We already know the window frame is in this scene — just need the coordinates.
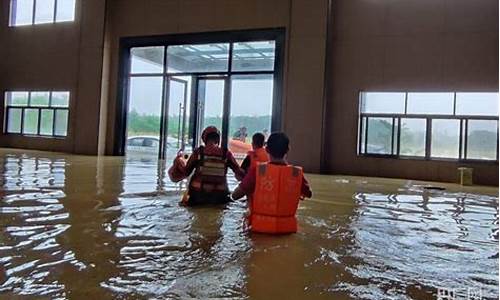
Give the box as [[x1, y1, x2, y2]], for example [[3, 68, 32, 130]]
[[358, 91, 499, 163], [9, 0, 76, 27], [4, 91, 70, 138]]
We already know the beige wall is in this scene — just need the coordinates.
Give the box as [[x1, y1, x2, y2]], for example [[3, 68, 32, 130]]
[[324, 0, 499, 185], [102, 0, 328, 172], [0, 0, 106, 154]]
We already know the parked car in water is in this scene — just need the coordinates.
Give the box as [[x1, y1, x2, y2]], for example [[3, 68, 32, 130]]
[[127, 136, 160, 155], [126, 136, 191, 159]]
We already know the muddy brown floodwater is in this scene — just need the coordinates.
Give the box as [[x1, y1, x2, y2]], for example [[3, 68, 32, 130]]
[[0, 149, 498, 299]]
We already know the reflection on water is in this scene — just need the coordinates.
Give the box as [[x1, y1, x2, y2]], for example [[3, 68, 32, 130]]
[[0, 149, 498, 299]]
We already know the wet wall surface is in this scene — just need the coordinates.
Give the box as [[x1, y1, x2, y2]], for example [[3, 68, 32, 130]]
[[0, 149, 498, 299]]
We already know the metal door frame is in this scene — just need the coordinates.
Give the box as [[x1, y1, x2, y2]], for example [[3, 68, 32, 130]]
[[114, 28, 285, 157], [160, 76, 189, 160]]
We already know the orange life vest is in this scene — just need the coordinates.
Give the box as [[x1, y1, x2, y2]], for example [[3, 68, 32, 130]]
[[249, 163, 303, 234], [248, 148, 270, 170]]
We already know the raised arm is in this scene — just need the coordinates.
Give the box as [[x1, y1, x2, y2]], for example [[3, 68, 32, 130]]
[[231, 167, 256, 201], [226, 151, 246, 181], [301, 174, 313, 199], [232, 186, 246, 200], [181, 149, 200, 177], [240, 155, 251, 174]]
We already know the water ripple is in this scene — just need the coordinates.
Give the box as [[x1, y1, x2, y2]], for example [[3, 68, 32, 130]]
[[0, 150, 497, 299]]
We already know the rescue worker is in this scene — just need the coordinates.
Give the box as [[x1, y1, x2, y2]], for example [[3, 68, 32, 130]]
[[240, 132, 269, 174], [232, 126, 248, 142], [231, 132, 312, 234], [175, 126, 245, 206]]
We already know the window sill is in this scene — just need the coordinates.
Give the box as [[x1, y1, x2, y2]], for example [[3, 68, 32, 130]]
[[357, 154, 498, 165], [3, 133, 67, 140]]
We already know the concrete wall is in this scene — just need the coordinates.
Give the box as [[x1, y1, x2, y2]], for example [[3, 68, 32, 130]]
[[102, 0, 328, 172], [0, 0, 106, 154], [324, 0, 499, 185]]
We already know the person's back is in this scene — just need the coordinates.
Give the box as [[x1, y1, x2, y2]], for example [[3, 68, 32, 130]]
[[176, 126, 245, 206], [241, 132, 269, 173], [188, 143, 229, 203], [232, 132, 312, 234], [250, 162, 304, 233]]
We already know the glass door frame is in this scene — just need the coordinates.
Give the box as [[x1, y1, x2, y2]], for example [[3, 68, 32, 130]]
[[161, 76, 189, 159], [192, 75, 229, 150], [114, 28, 285, 157]]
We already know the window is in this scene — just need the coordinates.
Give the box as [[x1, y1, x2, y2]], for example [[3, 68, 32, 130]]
[[4, 91, 70, 137], [9, 0, 76, 26], [130, 46, 164, 74], [123, 35, 280, 160], [127, 138, 144, 147], [232, 41, 276, 72], [361, 92, 405, 114], [456, 93, 499, 116], [366, 117, 394, 154], [228, 74, 274, 157], [466, 120, 498, 160], [431, 119, 460, 159], [167, 43, 229, 73], [358, 92, 499, 161], [407, 93, 454, 115], [400, 118, 426, 157]]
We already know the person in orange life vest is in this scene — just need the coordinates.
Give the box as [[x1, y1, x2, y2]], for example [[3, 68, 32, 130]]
[[240, 132, 270, 174], [231, 132, 312, 234], [175, 126, 246, 206]]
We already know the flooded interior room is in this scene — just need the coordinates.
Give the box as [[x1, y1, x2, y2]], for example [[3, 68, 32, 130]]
[[0, 0, 498, 299]]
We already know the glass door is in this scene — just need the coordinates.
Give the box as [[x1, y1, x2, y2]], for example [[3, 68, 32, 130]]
[[163, 76, 190, 162], [121, 33, 283, 161], [125, 77, 163, 160], [194, 78, 226, 147], [228, 74, 274, 160], [125, 46, 164, 160]]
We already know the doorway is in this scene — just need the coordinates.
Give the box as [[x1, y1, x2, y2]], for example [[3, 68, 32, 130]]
[[117, 29, 285, 160]]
